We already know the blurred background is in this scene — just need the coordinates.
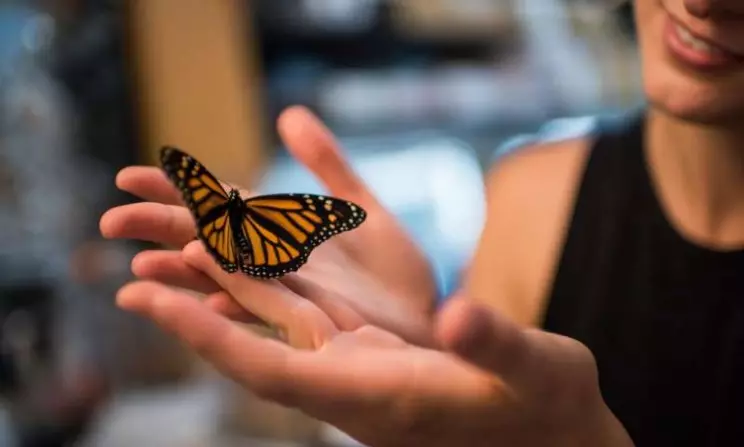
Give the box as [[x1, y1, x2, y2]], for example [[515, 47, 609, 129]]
[[0, 0, 641, 446]]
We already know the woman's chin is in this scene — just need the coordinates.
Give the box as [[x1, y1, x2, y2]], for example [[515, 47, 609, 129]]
[[644, 72, 744, 126], [650, 98, 736, 125]]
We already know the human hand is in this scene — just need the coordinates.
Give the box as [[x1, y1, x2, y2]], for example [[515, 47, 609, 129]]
[[115, 263, 633, 447], [100, 106, 437, 346]]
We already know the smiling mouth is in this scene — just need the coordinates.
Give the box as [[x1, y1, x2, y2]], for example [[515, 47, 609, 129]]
[[673, 22, 723, 55], [672, 19, 744, 60], [662, 9, 744, 72]]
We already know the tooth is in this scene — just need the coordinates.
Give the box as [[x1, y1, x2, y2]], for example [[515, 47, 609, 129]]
[[675, 23, 722, 54], [691, 40, 708, 51]]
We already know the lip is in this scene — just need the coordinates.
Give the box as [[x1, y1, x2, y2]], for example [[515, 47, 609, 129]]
[[664, 16, 744, 72]]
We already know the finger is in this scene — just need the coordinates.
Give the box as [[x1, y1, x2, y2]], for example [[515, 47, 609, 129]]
[[182, 241, 339, 349], [117, 281, 395, 414], [116, 166, 183, 205], [116, 166, 248, 206], [277, 106, 374, 203], [131, 250, 221, 294], [280, 274, 366, 332], [116, 281, 295, 399], [203, 292, 266, 326], [100, 203, 196, 247], [130, 251, 266, 325], [435, 297, 533, 393]]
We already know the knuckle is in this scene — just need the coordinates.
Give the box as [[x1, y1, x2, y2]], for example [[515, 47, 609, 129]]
[[163, 205, 195, 244], [164, 205, 179, 234], [306, 140, 338, 168]]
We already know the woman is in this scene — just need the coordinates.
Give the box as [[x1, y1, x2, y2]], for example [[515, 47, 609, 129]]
[[100, 0, 744, 445]]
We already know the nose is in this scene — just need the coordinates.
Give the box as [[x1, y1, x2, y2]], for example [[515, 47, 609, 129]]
[[684, 0, 744, 18]]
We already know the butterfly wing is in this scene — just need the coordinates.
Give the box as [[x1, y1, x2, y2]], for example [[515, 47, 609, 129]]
[[238, 193, 367, 278], [194, 205, 241, 273], [159, 146, 240, 273]]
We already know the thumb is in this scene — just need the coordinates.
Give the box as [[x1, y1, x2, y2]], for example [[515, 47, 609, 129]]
[[435, 297, 536, 392], [277, 106, 374, 204]]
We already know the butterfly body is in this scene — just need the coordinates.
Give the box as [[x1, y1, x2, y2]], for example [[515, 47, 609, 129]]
[[159, 146, 367, 279], [193, 188, 245, 273]]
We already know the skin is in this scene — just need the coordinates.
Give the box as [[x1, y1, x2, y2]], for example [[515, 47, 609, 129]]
[[102, 108, 632, 446], [102, 109, 438, 348], [99, 0, 744, 445], [469, 0, 744, 324]]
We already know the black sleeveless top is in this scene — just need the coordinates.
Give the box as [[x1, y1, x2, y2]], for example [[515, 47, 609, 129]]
[[542, 112, 744, 446]]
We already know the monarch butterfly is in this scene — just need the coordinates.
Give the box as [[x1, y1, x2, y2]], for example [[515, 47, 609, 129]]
[[159, 146, 367, 279]]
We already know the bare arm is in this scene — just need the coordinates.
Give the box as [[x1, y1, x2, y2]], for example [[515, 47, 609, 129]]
[[462, 137, 592, 326]]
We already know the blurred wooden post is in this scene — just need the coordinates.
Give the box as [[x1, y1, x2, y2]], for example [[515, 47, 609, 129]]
[[126, 0, 266, 186]]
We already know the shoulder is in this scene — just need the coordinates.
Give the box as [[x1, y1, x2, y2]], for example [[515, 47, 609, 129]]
[[465, 116, 599, 326], [484, 118, 597, 218], [488, 115, 599, 184]]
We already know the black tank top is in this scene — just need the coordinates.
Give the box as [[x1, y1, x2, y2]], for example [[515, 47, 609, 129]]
[[542, 112, 744, 447]]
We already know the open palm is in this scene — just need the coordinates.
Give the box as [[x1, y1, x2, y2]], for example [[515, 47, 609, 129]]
[[115, 263, 630, 447], [101, 106, 437, 346]]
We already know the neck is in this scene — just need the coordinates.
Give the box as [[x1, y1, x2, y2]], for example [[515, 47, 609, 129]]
[[646, 108, 744, 248]]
